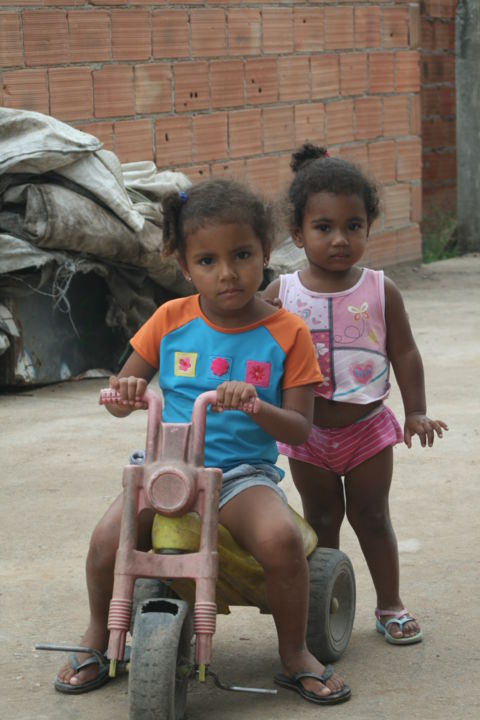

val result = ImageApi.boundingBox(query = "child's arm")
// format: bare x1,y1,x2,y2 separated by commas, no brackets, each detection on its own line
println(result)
214,380,314,445
384,277,448,448
261,278,282,308
105,351,157,418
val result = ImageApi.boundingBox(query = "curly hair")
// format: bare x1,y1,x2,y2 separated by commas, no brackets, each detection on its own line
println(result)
287,143,380,229
162,179,273,259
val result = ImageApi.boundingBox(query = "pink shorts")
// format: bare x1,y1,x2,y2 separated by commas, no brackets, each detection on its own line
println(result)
278,405,403,476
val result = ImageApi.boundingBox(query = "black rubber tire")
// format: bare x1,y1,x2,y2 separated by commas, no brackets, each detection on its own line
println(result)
128,598,193,720
130,578,178,634
306,547,356,663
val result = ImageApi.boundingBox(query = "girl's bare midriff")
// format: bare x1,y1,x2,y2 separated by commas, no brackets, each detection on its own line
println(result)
313,395,383,428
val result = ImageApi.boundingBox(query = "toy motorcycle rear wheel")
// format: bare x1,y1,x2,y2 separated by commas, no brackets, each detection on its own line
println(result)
128,598,193,720
306,547,356,662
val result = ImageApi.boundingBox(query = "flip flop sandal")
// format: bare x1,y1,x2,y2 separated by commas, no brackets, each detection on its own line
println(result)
375,608,423,645
274,665,351,705
54,652,111,694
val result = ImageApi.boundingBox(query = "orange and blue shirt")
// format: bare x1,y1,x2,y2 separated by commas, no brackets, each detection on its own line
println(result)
131,294,322,471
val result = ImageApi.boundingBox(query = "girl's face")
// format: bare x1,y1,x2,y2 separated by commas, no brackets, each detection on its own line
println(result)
292,191,370,274
180,222,268,326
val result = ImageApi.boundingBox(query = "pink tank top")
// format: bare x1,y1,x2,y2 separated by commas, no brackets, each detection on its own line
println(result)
279,269,390,404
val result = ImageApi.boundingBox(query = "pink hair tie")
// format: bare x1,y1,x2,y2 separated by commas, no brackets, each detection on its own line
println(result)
325,151,330,157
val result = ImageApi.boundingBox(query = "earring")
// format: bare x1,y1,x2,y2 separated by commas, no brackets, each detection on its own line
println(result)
185,275,192,282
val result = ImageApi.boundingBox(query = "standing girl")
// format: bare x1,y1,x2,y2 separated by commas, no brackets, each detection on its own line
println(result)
55,178,350,705
263,144,447,645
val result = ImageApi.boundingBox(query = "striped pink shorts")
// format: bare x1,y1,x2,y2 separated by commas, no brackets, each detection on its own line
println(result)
278,405,403,476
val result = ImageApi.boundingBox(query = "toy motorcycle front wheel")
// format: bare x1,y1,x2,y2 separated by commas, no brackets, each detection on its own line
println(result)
306,547,356,662
128,598,193,720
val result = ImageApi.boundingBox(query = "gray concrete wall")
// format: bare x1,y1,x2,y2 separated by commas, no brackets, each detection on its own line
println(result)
456,0,480,252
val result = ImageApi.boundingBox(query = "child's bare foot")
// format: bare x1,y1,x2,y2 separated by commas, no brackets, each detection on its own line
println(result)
275,648,350,704
56,627,109,691
375,608,423,644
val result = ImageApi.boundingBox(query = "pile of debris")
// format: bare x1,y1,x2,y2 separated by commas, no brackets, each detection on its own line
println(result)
0,109,192,385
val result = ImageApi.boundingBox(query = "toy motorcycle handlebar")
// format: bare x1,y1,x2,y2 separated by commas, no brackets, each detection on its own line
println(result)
99,388,219,467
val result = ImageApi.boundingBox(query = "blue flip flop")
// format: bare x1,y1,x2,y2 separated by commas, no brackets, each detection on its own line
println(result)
54,652,111,694
375,608,423,645
274,665,351,705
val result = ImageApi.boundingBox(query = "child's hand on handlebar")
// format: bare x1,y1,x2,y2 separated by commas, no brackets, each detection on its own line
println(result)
213,381,260,415
107,375,149,410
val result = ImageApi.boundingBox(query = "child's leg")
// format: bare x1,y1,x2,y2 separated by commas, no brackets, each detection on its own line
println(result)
344,446,420,640
57,494,155,688
219,486,347,699
289,457,344,548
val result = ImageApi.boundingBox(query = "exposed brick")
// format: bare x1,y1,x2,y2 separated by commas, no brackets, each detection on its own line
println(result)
155,115,192,167
355,97,382,141
228,108,261,158
279,56,309,102
396,225,421,263
114,119,153,163
23,11,68,66
423,185,456,215
295,102,325,147
210,60,244,109
340,53,367,96
93,65,134,118
49,67,93,121
263,106,295,153
408,4,420,49
422,54,455,84
211,160,245,182
368,141,396,183
422,117,456,149
339,144,368,170
184,165,210,183
435,150,457,181
384,184,411,227
191,8,227,58
396,138,422,181
438,86,455,117
68,10,111,63
421,86,439,117
135,64,172,115
311,55,339,100
111,10,150,61
364,231,397,268
409,94,422,135
2,69,49,114
396,51,420,92
433,19,455,51
421,18,434,50
326,99,354,146
411,183,422,223
277,154,294,193
152,10,189,59
293,7,324,52
75,121,114,151
173,62,209,113
324,8,353,51
381,7,409,49
0,12,23,67
245,58,278,105
192,112,228,162
368,52,395,94
423,1,457,20
354,6,380,49
263,8,293,54
228,9,261,56
422,152,438,184
383,95,410,137
246,155,280,197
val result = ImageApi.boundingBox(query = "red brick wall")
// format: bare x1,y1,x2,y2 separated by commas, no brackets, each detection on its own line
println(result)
0,1,427,267
420,0,457,218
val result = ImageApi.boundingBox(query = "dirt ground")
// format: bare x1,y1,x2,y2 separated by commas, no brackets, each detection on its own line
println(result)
1,254,479,720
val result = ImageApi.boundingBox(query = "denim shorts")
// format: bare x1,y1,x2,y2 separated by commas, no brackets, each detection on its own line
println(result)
129,452,287,510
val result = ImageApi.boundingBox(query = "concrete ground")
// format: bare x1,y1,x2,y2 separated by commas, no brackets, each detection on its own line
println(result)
1,255,479,720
